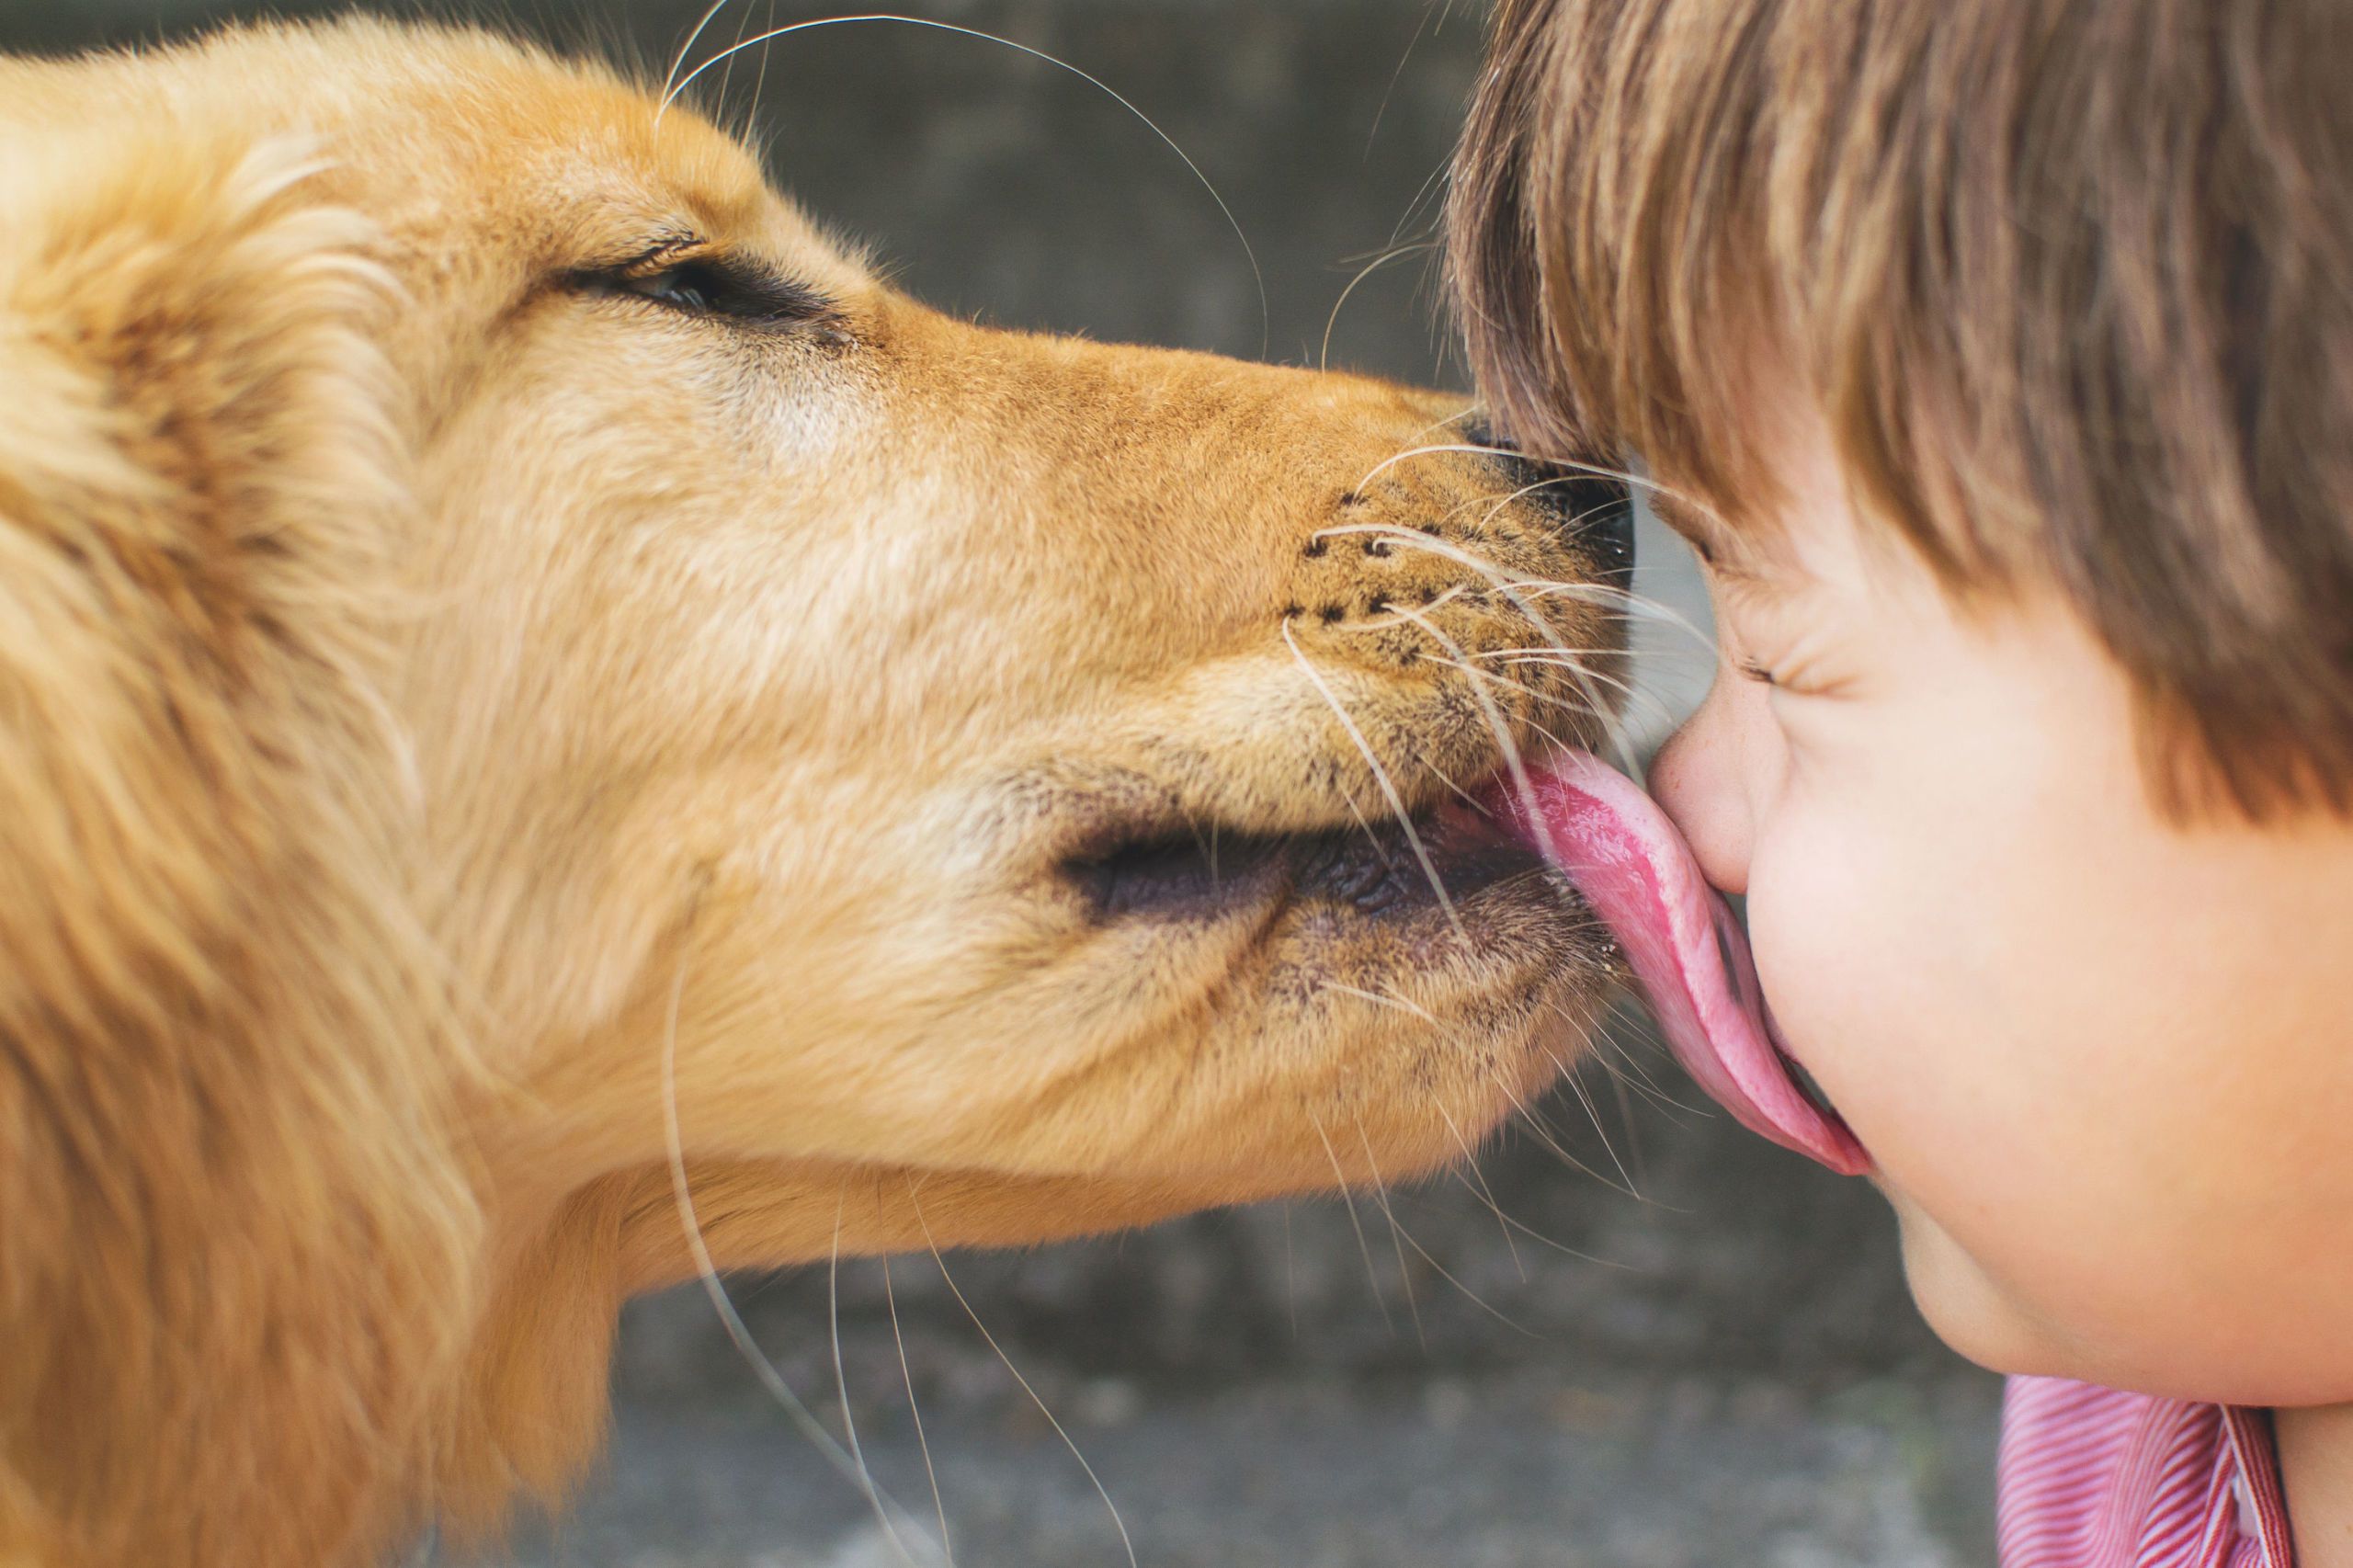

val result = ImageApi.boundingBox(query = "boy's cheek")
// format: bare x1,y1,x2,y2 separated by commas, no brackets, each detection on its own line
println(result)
1743,813,2096,1353
1748,806,2327,1398
1741,817,1929,1132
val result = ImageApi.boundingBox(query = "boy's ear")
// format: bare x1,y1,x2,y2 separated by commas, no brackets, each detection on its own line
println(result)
0,128,480,1566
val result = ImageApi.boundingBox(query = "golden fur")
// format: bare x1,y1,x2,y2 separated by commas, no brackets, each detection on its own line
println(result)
0,20,1623,1565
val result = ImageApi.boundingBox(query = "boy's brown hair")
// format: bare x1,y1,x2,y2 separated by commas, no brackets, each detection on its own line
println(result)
1450,0,2353,818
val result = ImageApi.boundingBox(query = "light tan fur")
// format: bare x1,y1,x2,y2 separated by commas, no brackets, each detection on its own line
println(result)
0,21,1623,1566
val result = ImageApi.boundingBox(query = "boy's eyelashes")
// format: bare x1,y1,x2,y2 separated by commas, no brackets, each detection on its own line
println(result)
1737,658,1779,687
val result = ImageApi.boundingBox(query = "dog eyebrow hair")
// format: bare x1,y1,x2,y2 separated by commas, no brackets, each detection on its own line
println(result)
615,233,702,269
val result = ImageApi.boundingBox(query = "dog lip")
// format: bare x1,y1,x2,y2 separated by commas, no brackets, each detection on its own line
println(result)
1057,786,1554,925
1062,824,1291,921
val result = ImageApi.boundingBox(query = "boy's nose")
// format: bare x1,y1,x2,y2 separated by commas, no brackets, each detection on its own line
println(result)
1644,672,1764,898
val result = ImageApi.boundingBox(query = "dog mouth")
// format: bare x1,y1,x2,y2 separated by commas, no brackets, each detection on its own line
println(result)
1060,789,1553,925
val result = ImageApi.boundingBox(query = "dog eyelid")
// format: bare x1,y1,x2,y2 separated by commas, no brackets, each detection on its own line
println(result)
567,241,843,334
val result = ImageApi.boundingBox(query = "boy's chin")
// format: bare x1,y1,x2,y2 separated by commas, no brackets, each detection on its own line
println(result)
1883,1187,2084,1381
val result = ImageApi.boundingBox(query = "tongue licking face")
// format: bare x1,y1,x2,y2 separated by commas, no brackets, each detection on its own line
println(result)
1492,751,1871,1176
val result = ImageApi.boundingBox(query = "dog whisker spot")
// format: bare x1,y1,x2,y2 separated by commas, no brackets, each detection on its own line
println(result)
1302,538,1329,558
1318,603,1347,623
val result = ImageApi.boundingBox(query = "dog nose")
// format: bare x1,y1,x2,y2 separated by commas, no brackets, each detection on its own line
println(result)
1580,473,1635,583
1463,423,1635,585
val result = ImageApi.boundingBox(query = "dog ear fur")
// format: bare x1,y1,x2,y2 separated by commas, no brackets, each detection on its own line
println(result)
0,127,480,1567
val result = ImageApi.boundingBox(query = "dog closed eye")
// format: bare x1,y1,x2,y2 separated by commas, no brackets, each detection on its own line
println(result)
570,247,840,332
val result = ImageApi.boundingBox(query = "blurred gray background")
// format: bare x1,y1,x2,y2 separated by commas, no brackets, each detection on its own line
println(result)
3,2,2000,1562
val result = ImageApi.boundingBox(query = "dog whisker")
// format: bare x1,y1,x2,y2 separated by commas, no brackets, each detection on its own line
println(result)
1347,1111,1426,1349
1441,1168,1635,1271
1484,1063,1643,1201
1280,619,1470,943
1586,994,1714,1120
748,0,783,134
1363,0,1438,160
1381,151,1451,256
909,1188,1138,1568
1553,1049,1642,1199
1434,1102,1525,1282
663,0,741,108
1417,651,1643,743
1381,1212,1542,1340
713,0,762,131
1400,401,1487,455
1352,437,1706,524
832,1190,928,1566
1320,239,1437,374
1414,470,1600,539
1324,524,1644,774
1515,577,1722,664
1321,979,1440,1025
1469,653,1672,739
1309,1113,1397,1335
1407,744,1485,812
658,929,930,1565
657,14,1268,358
1346,441,1680,506
881,1256,956,1568
1380,601,1561,869
1334,581,1477,626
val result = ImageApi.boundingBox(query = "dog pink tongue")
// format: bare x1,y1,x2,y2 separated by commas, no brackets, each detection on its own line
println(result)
1495,751,1871,1176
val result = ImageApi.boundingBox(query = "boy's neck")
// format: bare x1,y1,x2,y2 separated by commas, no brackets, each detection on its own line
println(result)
2278,1403,2353,1566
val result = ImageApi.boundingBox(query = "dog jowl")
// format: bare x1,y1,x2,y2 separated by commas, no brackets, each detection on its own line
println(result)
0,20,1631,1565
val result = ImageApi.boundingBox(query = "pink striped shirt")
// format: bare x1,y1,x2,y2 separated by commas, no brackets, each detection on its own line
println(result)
1998,1376,2296,1566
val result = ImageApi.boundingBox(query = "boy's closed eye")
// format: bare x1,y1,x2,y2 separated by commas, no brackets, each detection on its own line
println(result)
1701,558,1853,702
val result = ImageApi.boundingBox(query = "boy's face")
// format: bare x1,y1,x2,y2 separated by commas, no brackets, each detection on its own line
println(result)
1648,418,2353,1405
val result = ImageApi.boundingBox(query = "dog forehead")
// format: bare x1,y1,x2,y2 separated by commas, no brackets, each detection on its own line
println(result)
23,18,848,278
401,35,862,290
301,28,786,252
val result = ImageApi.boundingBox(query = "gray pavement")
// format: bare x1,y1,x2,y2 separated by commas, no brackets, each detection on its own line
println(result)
456,1370,2000,1567
438,1062,2006,1567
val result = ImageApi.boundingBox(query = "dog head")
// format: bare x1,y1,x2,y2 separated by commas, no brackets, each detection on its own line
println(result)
0,21,1630,1563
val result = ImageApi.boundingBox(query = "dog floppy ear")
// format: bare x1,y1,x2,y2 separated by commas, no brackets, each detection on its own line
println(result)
0,127,478,1567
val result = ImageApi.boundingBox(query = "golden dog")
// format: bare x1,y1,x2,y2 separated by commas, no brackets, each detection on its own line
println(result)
0,19,1631,1566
